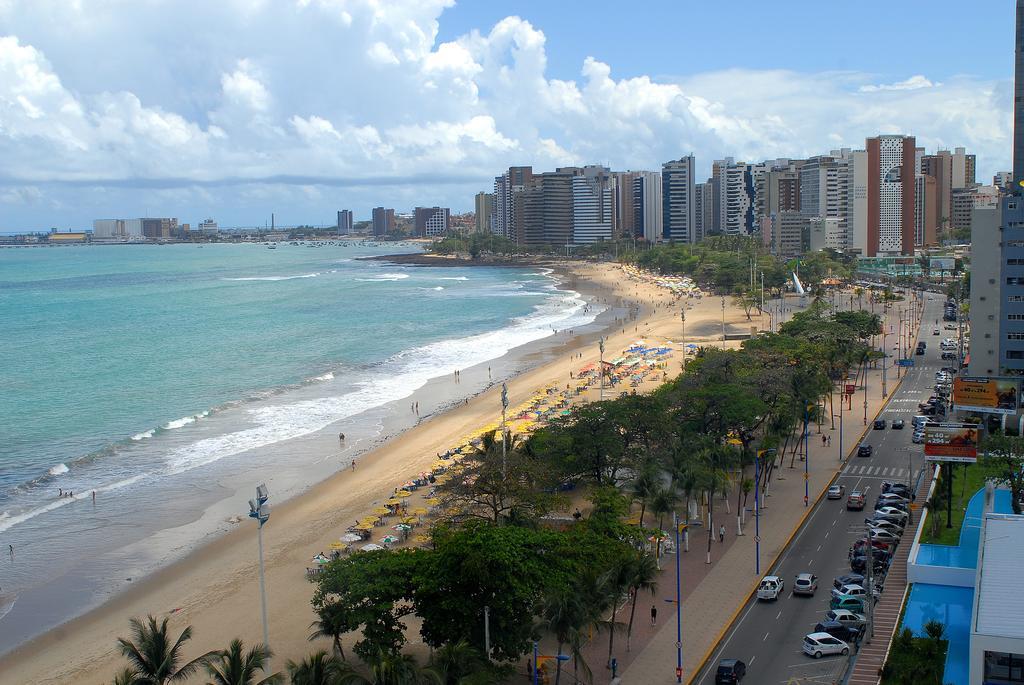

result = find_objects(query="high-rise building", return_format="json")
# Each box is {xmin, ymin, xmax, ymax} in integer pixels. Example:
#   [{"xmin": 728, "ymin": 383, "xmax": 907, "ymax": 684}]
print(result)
[
  {"xmin": 764, "ymin": 211, "xmax": 807, "ymax": 257},
  {"xmin": 847, "ymin": 150, "xmax": 869, "ymax": 254},
  {"xmin": 414, "ymin": 207, "xmax": 450, "ymax": 237},
  {"xmin": 372, "ymin": 207, "xmax": 395, "ymax": 236},
  {"xmin": 517, "ymin": 168, "xmax": 577, "ymax": 248},
  {"xmin": 337, "ymin": 210, "xmax": 353, "ymax": 235},
  {"xmin": 914, "ymin": 175, "xmax": 938, "ymax": 247},
  {"xmin": 633, "ymin": 171, "xmax": 663, "ymax": 243},
  {"xmin": 996, "ymin": 171, "xmax": 1013, "ymax": 190},
  {"xmin": 661, "ymin": 156, "xmax": 696, "ymax": 242},
  {"xmin": 696, "ymin": 181, "xmax": 714, "ymax": 242},
  {"xmin": 474, "ymin": 193, "xmax": 493, "ymax": 234},
  {"xmin": 613, "ymin": 171, "xmax": 641, "ymax": 238},
  {"xmin": 723, "ymin": 163, "xmax": 756, "ymax": 235},
  {"xmin": 492, "ymin": 166, "xmax": 533, "ymax": 240},
  {"xmin": 866, "ymin": 134, "xmax": 916, "ymax": 255},
  {"xmin": 1016, "ymin": 0, "xmax": 1024, "ymax": 183},
  {"xmin": 711, "ymin": 158, "xmax": 731, "ymax": 233},
  {"xmin": 572, "ymin": 166, "xmax": 614, "ymax": 244}
]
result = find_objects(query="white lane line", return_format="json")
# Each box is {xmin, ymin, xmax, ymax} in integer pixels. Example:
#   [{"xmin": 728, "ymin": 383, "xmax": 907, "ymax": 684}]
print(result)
[
  {"xmin": 749, "ymin": 655, "xmax": 756, "ymax": 665},
  {"xmin": 763, "ymin": 631, "xmax": 770, "ymax": 641},
  {"xmin": 816, "ymin": 544, "xmax": 822, "ymax": 552},
  {"xmin": 776, "ymin": 611, "xmax": 783, "ymax": 620}
]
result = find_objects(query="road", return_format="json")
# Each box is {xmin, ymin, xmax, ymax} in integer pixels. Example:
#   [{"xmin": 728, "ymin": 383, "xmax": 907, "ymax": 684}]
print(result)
[{"xmin": 692, "ymin": 292, "xmax": 948, "ymax": 685}]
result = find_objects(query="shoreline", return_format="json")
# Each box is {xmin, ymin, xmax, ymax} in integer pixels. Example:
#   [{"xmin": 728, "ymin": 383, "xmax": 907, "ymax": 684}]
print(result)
[{"xmin": 0, "ymin": 261, "xmax": 757, "ymax": 685}]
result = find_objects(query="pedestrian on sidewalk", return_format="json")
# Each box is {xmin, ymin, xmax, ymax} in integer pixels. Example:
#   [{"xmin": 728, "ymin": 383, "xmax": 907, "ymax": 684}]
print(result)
[
  {"xmin": 719, "ymin": 524, "xmax": 726, "ymax": 543},
  {"xmin": 650, "ymin": 605, "xmax": 657, "ymax": 626}
]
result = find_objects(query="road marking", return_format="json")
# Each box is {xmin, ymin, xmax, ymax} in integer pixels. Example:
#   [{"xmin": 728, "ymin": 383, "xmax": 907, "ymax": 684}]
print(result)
[
  {"xmin": 776, "ymin": 610, "xmax": 783, "ymax": 620},
  {"xmin": 763, "ymin": 631, "xmax": 770, "ymax": 641},
  {"xmin": 748, "ymin": 655, "xmax": 755, "ymax": 665},
  {"xmin": 824, "ymin": 530, "xmax": 830, "ymax": 538},
  {"xmin": 816, "ymin": 544, "xmax": 822, "ymax": 552}
]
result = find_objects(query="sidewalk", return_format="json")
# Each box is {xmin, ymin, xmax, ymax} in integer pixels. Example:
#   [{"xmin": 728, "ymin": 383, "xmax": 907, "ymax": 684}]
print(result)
[{"xmin": 616, "ymin": 298, "xmax": 920, "ymax": 685}]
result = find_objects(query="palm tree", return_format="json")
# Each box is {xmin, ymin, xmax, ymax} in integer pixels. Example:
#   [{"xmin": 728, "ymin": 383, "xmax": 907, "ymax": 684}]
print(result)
[
  {"xmin": 309, "ymin": 604, "xmax": 352, "ymax": 660},
  {"xmin": 541, "ymin": 590, "xmax": 590, "ymax": 685},
  {"xmin": 113, "ymin": 668, "xmax": 140, "ymax": 685},
  {"xmin": 286, "ymin": 651, "xmax": 344, "ymax": 685},
  {"xmin": 604, "ymin": 560, "xmax": 633, "ymax": 669},
  {"xmin": 428, "ymin": 640, "xmax": 493, "ymax": 685},
  {"xmin": 117, "ymin": 615, "xmax": 217, "ymax": 685},
  {"xmin": 203, "ymin": 639, "xmax": 281, "ymax": 685},
  {"xmin": 624, "ymin": 551, "xmax": 659, "ymax": 652},
  {"xmin": 336, "ymin": 650, "xmax": 440, "ymax": 685}
]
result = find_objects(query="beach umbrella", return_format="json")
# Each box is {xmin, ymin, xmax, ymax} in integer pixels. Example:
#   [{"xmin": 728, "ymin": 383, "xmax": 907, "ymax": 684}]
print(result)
[
  {"xmin": 372, "ymin": 507, "xmax": 391, "ymax": 516},
  {"xmin": 358, "ymin": 515, "xmax": 380, "ymax": 524},
  {"xmin": 425, "ymin": 498, "xmax": 440, "ymax": 506},
  {"xmin": 393, "ymin": 523, "xmax": 412, "ymax": 531},
  {"xmin": 360, "ymin": 543, "xmax": 384, "ymax": 552},
  {"xmin": 413, "ymin": 534, "xmax": 431, "ymax": 544},
  {"xmin": 433, "ymin": 473, "xmax": 450, "ymax": 484},
  {"xmin": 395, "ymin": 490, "xmax": 412, "ymax": 498},
  {"xmin": 353, "ymin": 522, "xmax": 375, "ymax": 531},
  {"xmin": 403, "ymin": 514, "xmax": 421, "ymax": 523},
  {"xmin": 380, "ymin": 535, "xmax": 400, "ymax": 545},
  {"xmin": 386, "ymin": 498, "xmax": 403, "ymax": 506},
  {"xmin": 329, "ymin": 541, "xmax": 347, "ymax": 550},
  {"xmin": 340, "ymin": 533, "xmax": 362, "ymax": 543}
]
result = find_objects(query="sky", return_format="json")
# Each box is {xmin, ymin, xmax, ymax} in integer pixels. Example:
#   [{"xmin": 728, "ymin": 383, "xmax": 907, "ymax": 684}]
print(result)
[{"xmin": 0, "ymin": 0, "xmax": 1015, "ymax": 231}]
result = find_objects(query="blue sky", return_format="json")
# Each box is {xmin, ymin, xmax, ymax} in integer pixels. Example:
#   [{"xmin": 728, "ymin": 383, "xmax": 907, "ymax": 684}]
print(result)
[{"xmin": 0, "ymin": 0, "xmax": 1014, "ymax": 231}]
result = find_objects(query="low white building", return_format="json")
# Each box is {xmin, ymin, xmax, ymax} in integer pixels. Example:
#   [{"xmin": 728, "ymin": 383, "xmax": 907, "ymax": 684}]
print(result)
[{"xmin": 969, "ymin": 512, "xmax": 1024, "ymax": 684}]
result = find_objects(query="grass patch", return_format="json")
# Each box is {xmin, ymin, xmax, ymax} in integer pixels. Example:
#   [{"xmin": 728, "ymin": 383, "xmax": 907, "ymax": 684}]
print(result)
[
  {"xmin": 919, "ymin": 463, "xmax": 989, "ymax": 546},
  {"xmin": 880, "ymin": 625, "xmax": 949, "ymax": 685}
]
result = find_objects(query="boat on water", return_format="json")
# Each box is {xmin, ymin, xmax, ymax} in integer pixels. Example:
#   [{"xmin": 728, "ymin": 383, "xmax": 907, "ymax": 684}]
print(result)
[{"xmin": 267, "ymin": 243, "xmax": 277, "ymax": 249}]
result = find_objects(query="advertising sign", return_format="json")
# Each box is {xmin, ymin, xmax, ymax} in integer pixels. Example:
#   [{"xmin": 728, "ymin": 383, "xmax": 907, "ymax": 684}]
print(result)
[
  {"xmin": 924, "ymin": 423, "xmax": 980, "ymax": 462},
  {"xmin": 952, "ymin": 377, "xmax": 1021, "ymax": 415},
  {"xmin": 844, "ymin": 384, "xmax": 856, "ymax": 395},
  {"xmin": 930, "ymin": 257, "xmax": 956, "ymax": 272}
]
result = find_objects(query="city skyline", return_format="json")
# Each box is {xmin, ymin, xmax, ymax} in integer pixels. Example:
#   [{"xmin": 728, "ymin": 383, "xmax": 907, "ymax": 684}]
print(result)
[{"xmin": 0, "ymin": 0, "xmax": 1013, "ymax": 230}]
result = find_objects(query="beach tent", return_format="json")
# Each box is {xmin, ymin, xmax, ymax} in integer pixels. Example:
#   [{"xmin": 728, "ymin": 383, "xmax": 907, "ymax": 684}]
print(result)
[
  {"xmin": 380, "ymin": 535, "xmax": 400, "ymax": 545},
  {"xmin": 360, "ymin": 543, "xmax": 385, "ymax": 552},
  {"xmin": 393, "ymin": 523, "xmax": 412, "ymax": 531},
  {"xmin": 340, "ymin": 533, "xmax": 362, "ymax": 543}
]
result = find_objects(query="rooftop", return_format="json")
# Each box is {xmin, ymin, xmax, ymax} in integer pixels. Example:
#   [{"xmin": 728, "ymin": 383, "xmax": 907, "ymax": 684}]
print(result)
[{"xmin": 975, "ymin": 513, "xmax": 1024, "ymax": 639}]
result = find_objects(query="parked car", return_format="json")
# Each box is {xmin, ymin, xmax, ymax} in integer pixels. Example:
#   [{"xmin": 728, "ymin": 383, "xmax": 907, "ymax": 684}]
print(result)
[
  {"xmin": 874, "ymin": 506, "xmax": 909, "ymax": 524},
  {"xmin": 850, "ymin": 555, "xmax": 888, "ymax": 575},
  {"xmin": 892, "ymin": 419, "xmax": 905, "ymax": 429},
  {"xmin": 912, "ymin": 415, "xmax": 930, "ymax": 428},
  {"xmin": 875, "ymin": 500, "xmax": 909, "ymax": 515},
  {"xmin": 851, "ymin": 539, "xmax": 893, "ymax": 556},
  {"xmin": 869, "ymin": 529, "xmax": 901, "ymax": 544},
  {"xmin": 877, "ymin": 493, "xmax": 909, "ymax": 507},
  {"xmin": 831, "ymin": 584, "xmax": 878, "ymax": 603},
  {"xmin": 915, "ymin": 346, "xmax": 925, "ymax": 356},
  {"xmin": 944, "ymin": 324, "xmax": 957, "ymax": 330},
  {"xmin": 883, "ymin": 482, "xmax": 914, "ymax": 500},
  {"xmin": 932, "ymin": 328, "xmax": 940, "ymax": 335},
  {"xmin": 715, "ymin": 659, "xmax": 746, "ymax": 684},
  {"xmin": 847, "ymin": 491, "xmax": 866, "ymax": 510},
  {"xmin": 793, "ymin": 573, "xmax": 818, "ymax": 596},
  {"xmin": 871, "ymin": 519, "xmax": 905, "ymax": 536},
  {"xmin": 803, "ymin": 632, "xmax": 850, "ymax": 659},
  {"xmin": 857, "ymin": 444, "xmax": 873, "ymax": 458},
  {"xmin": 912, "ymin": 431, "xmax": 926, "ymax": 444},
  {"xmin": 942, "ymin": 351, "xmax": 958, "ymax": 361},
  {"xmin": 827, "ymin": 485, "xmax": 845, "ymax": 500},
  {"xmin": 814, "ymin": 620, "xmax": 863, "ymax": 644},
  {"xmin": 825, "ymin": 609, "xmax": 867, "ymax": 627},
  {"xmin": 873, "ymin": 419, "xmax": 886, "ymax": 430},
  {"xmin": 833, "ymin": 574, "xmax": 865, "ymax": 592},
  {"xmin": 756, "ymin": 575, "xmax": 784, "ymax": 601}
]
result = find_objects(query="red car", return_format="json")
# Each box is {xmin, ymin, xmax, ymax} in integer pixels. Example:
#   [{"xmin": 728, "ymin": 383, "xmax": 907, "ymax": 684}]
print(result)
[{"xmin": 846, "ymin": 491, "xmax": 865, "ymax": 510}]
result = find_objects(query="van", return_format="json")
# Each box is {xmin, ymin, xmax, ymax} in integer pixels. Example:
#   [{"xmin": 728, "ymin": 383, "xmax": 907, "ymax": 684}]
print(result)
[{"xmin": 829, "ymin": 595, "xmax": 866, "ymax": 613}]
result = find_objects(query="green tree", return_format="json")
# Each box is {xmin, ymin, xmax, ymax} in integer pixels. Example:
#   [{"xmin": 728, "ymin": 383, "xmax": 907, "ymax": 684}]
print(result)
[
  {"xmin": 309, "ymin": 602, "xmax": 355, "ymax": 660},
  {"xmin": 286, "ymin": 651, "xmax": 344, "ymax": 685},
  {"xmin": 335, "ymin": 650, "xmax": 441, "ymax": 685},
  {"xmin": 203, "ymin": 639, "xmax": 281, "ymax": 685},
  {"xmin": 428, "ymin": 640, "xmax": 499, "ymax": 685},
  {"xmin": 980, "ymin": 433, "xmax": 1024, "ymax": 514},
  {"xmin": 116, "ymin": 616, "xmax": 217, "ymax": 685},
  {"xmin": 624, "ymin": 551, "xmax": 659, "ymax": 652}
]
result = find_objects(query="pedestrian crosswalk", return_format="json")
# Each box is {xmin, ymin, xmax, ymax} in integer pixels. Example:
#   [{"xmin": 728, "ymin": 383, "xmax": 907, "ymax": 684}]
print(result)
[{"xmin": 843, "ymin": 465, "xmax": 910, "ymax": 478}]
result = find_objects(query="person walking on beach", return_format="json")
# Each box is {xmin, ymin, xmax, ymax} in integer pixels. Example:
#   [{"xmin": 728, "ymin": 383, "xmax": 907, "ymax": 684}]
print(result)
[
  {"xmin": 650, "ymin": 605, "xmax": 657, "ymax": 626},
  {"xmin": 719, "ymin": 524, "xmax": 726, "ymax": 543}
]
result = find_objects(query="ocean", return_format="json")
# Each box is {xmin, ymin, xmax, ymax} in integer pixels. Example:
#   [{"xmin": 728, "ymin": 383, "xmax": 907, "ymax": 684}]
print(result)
[{"xmin": 0, "ymin": 241, "xmax": 600, "ymax": 652}]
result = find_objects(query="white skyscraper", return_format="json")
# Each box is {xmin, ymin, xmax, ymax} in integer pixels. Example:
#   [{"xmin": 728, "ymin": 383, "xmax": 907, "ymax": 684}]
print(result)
[
  {"xmin": 662, "ymin": 156, "xmax": 696, "ymax": 242},
  {"xmin": 633, "ymin": 171, "xmax": 663, "ymax": 242},
  {"xmin": 571, "ymin": 166, "xmax": 614, "ymax": 244}
]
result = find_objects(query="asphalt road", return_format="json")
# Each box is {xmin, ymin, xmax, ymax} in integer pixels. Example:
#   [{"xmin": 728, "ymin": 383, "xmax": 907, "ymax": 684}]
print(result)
[{"xmin": 693, "ymin": 292, "xmax": 949, "ymax": 685}]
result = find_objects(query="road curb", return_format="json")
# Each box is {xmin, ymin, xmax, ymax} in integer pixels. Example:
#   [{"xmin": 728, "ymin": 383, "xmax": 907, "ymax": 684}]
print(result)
[{"xmin": 684, "ymin": 368, "xmax": 908, "ymax": 684}]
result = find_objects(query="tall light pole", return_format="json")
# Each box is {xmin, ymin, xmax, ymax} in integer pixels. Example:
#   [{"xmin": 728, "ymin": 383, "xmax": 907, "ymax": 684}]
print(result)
[
  {"xmin": 500, "ymin": 383, "xmax": 508, "ymax": 477},
  {"xmin": 598, "ymin": 336, "xmax": 606, "ymax": 401},
  {"xmin": 803, "ymin": 404, "xmax": 810, "ymax": 507},
  {"xmin": 720, "ymin": 297, "xmax": 726, "ymax": 348},
  {"xmin": 248, "ymin": 484, "xmax": 271, "ymax": 668},
  {"xmin": 881, "ymin": 323, "xmax": 887, "ymax": 398},
  {"xmin": 680, "ymin": 309, "xmax": 687, "ymax": 370}
]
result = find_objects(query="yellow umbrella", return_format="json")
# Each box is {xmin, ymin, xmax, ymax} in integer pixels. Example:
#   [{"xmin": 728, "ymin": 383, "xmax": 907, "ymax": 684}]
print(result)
[
  {"xmin": 425, "ymin": 498, "xmax": 440, "ymax": 506},
  {"xmin": 329, "ymin": 541, "xmax": 347, "ymax": 550},
  {"xmin": 358, "ymin": 515, "xmax": 380, "ymax": 524},
  {"xmin": 413, "ymin": 534, "xmax": 431, "ymax": 544},
  {"xmin": 353, "ymin": 522, "xmax": 375, "ymax": 530},
  {"xmin": 386, "ymin": 498, "xmax": 403, "ymax": 506},
  {"xmin": 401, "ymin": 515, "xmax": 419, "ymax": 524},
  {"xmin": 394, "ymin": 490, "xmax": 412, "ymax": 498},
  {"xmin": 433, "ymin": 473, "xmax": 450, "ymax": 484},
  {"xmin": 372, "ymin": 507, "xmax": 391, "ymax": 516},
  {"xmin": 411, "ymin": 507, "xmax": 429, "ymax": 516}
]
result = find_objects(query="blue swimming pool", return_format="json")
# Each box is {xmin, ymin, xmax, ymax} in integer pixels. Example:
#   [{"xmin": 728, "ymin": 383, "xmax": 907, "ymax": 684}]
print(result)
[
  {"xmin": 901, "ymin": 584, "xmax": 974, "ymax": 685},
  {"xmin": 915, "ymin": 488, "xmax": 1013, "ymax": 568}
]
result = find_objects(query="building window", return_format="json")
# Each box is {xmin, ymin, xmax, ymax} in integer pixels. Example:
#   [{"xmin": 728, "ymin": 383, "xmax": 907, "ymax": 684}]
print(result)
[
  {"xmin": 1009, "ymin": 351, "xmax": 1024, "ymax": 359},
  {"xmin": 1009, "ymin": 278, "xmax": 1024, "ymax": 285},
  {"xmin": 1011, "ymin": 295, "xmax": 1024, "ymax": 302},
  {"xmin": 984, "ymin": 651, "xmax": 1024, "ymax": 682},
  {"xmin": 1010, "ymin": 314, "xmax": 1024, "ymax": 320},
  {"xmin": 1010, "ymin": 333, "xmax": 1024, "ymax": 341}
]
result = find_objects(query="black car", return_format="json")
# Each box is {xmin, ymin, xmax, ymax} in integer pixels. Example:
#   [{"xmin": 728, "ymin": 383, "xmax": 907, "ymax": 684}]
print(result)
[
  {"xmin": 892, "ymin": 419, "xmax": 905, "ymax": 429},
  {"xmin": 815, "ymin": 620, "xmax": 864, "ymax": 644},
  {"xmin": 941, "ymin": 352, "xmax": 958, "ymax": 361},
  {"xmin": 715, "ymin": 658, "xmax": 746, "ymax": 684},
  {"xmin": 850, "ymin": 555, "xmax": 889, "ymax": 575},
  {"xmin": 833, "ymin": 573, "xmax": 866, "ymax": 591},
  {"xmin": 882, "ymin": 482, "xmax": 913, "ymax": 499},
  {"xmin": 873, "ymin": 419, "xmax": 886, "ymax": 430},
  {"xmin": 857, "ymin": 444, "xmax": 873, "ymax": 458},
  {"xmin": 915, "ymin": 346, "xmax": 925, "ymax": 356}
]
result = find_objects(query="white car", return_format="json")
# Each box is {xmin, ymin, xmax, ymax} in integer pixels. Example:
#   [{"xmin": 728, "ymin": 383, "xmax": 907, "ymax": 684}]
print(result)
[
  {"xmin": 874, "ymin": 507, "xmax": 909, "ymax": 524},
  {"xmin": 932, "ymin": 328, "xmax": 940, "ymax": 335},
  {"xmin": 871, "ymin": 519, "xmax": 905, "ymax": 536},
  {"xmin": 756, "ymin": 575, "xmax": 784, "ymax": 601},
  {"xmin": 803, "ymin": 632, "xmax": 850, "ymax": 659},
  {"xmin": 869, "ymin": 529, "xmax": 900, "ymax": 544},
  {"xmin": 826, "ymin": 609, "xmax": 867, "ymax": 627},
  {"xmin": 830, "ymin": 583, "xmax": 880, "ymax": 602},
  {"xmin": 827, "ymin": 485, "xmax": 845, "ymax": 500}
]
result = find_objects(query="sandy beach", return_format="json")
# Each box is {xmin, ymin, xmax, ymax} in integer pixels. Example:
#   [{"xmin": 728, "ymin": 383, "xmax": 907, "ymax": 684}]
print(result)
[{"xmin": 0, "ymin": 261, "xmax": 763, "ymax": 685}]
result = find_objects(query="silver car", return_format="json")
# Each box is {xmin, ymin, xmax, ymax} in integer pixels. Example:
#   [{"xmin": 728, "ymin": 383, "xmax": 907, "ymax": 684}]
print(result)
[
  {"xmin": 803, "ymin": 632, "xmax": 850, "ymax": 659},
  {"xmin": 793, "ymin": 572, "xmax": 818, "ymax": 596}
]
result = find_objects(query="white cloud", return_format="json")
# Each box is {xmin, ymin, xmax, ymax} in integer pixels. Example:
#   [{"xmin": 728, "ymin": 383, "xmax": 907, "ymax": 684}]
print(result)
[
  {"xmin": 860, "ymin": 75, "xmax": 940, "ymax": 92},
  {"xmin": 0, "ymin": 1, "xmax": 1009, "ymax": 231}
]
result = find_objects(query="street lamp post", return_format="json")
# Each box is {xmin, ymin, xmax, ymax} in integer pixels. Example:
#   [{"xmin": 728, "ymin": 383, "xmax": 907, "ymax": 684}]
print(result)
[
  {"xmin": 532, "ymin": 644, "xmax": 570, "ymax": 685},
  {"xmin": 248, "ymin": 484, "xmax": 271, "ymax": 670},
  {"xmin": 881, "ymin": 324, "xmax": 887, "ymax": 398},
  {"xmin": 720, "ymin": 297, "xmax": 726, "ymax": 348},
  {"xmin": 803, "ymin": 404, "xmax": 810, "ymax": 507}
]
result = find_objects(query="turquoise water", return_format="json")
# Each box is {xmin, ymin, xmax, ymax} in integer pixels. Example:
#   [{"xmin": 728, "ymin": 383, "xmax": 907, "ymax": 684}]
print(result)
[{"xmin": 0, "ymin": 241, "xmax": 597, "ymax": 651}]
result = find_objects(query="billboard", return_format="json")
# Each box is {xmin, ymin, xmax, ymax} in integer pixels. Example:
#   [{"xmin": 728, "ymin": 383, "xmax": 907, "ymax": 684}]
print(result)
[
  {"xmin": 953, "ymin": 377, "xmax": 1021, "ymax": 415},
  {"xmin": 930, "ymin": 257, "xmax": 956, "ymax": 272},
  {"xmin": 924, "ymin": 423, "xmax": 980, "ymax": 462}
]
